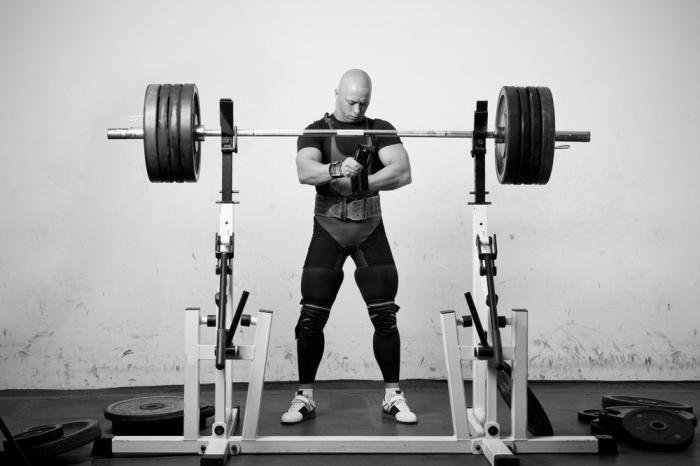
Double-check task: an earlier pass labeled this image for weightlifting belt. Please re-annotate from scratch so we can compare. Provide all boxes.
[314,195,381,221]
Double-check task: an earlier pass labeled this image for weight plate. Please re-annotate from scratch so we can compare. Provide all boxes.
[20,419,101,460]
[496,361,554,437]
[621,407,695,451]
[179,83,201,182]
[157,84,173,182]
[537,87,555,184]
[143,84,161,182]
[2,424,63,449]
[105,395,185,422]
[110,404,215,435]
[104,396,213,422]
[515,87,531,184]
[494,86,521,184]
[168,84,184,182]
[526,87,543,184]
[599,406,697,428]
[602,395,694,413]
[577,409,601,423]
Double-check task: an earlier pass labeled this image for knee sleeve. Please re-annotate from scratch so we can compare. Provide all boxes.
[368,303,399,335]
[296,267,344,339]
[355,265,400,336]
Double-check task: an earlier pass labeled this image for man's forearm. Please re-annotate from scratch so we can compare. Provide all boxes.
[298,159,335,186]
[368,164,411,191]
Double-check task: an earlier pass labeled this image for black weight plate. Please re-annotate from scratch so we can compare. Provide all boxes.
[621,407,695,451]
[600,406,697,428]
[168,84,184,182]
[157,84,173,182]
[602,395,694,413]
[577,409,601,423]
[526,87,543,184]
[110,404,214,435]
[179,83,201,182]
[2,424,64,449]
[515,87,531,184]
[105,395,185,422]
[143,84,161,182]
[537,87,555,184]
[104,396,213,422]
[496,361,554,437]
[494,86,521,184]
[20,419,101,460]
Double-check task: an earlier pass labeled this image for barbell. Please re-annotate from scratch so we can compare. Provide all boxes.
[107,83,590,184]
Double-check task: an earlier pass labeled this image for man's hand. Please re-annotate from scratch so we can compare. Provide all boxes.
[329,178,353,196]
[340,157,364,178]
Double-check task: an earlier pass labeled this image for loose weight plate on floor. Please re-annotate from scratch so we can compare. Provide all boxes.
[599,405,697,428]
[621,407,695,451]
[602,395,694,413]
[2,424,64,449]
[19,419,102,460]
[104,396,214,435]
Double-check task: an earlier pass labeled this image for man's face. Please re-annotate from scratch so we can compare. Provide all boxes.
[335,87,371,122]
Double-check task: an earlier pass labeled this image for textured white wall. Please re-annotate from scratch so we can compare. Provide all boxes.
[1,0,699,389]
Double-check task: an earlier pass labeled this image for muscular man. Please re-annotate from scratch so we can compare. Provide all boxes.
[281,69,416,425]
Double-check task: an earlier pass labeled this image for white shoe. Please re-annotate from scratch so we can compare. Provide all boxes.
[281,390,316,425]
[382,390,417,424]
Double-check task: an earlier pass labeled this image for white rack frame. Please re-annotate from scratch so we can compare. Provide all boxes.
[108,203,604,465]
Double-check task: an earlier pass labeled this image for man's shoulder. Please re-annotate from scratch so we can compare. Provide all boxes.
[369,118,396,130]
[304,116,330,130]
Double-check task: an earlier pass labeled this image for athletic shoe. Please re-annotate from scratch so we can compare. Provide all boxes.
[281,390,316,424]
[382,390,418,424]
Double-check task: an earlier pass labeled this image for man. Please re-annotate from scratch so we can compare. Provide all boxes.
[282,69,416,425]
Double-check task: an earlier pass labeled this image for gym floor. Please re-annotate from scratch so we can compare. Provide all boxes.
[1,380,698,465]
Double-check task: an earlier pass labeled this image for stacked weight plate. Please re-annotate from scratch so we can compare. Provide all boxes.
[104,395,214,435]
[143,83,202,182]
[494,86,555,185]
[577,395,696,451]
[3,420,102,461]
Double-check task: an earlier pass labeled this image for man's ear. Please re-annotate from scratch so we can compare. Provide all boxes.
[334,88,339,96]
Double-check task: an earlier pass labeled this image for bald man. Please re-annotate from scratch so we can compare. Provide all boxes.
[282,69,416,425]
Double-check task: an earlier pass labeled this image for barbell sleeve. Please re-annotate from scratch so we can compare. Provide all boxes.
[107,126,589,142]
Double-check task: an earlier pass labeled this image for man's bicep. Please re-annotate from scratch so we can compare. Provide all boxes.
[297,147,323,164]
[377,143,409,168]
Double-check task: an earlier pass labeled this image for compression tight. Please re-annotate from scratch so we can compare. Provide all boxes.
[296,217,400,384]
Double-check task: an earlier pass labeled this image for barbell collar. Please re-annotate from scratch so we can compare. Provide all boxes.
[108,125,589,142]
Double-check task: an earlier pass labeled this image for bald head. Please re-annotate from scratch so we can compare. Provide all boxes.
[334,69,372,123]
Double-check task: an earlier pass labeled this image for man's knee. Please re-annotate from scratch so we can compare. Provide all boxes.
[296,267,344,339]
[368,303,400,336]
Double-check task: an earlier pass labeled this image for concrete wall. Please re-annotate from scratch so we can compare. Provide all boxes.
[1,0,698,389]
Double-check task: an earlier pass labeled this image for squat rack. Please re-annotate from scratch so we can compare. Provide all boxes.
[105,89,613,466]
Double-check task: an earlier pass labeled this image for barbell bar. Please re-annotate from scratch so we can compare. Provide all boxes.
[108,127,590,141]
[107,83,590,184]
